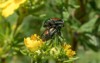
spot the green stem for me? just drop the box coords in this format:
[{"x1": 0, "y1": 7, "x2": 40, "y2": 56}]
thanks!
[{"x1": 31, "y1": 58, "x2": 33, "y2": 63}]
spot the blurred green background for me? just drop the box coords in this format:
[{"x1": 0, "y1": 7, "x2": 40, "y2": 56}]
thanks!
[{"x1": 0, "y1": 0, "x2": 100, "y2": 63}]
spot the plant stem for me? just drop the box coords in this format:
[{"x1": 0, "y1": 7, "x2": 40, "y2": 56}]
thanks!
[
  {"x1": 1, "y1": 58, "x2": 6, "y2": 63},
  {"x1": 31, "y1": 58, "x2": 33, "y2": 63}
]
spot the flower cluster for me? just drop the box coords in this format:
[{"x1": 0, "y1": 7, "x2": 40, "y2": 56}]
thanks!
[
  {"x1": 63, "y1": 44, "x2": 76, "y2": 58},
  {"x1": 24, "y1": 34, "x2": 44, "y2": 52},
  {"x1": 0, "y1": 0, "x2": 26, "y2": 17},
  {"x1": 24, "y1": 34, "x2": 77, "y2": 62}
]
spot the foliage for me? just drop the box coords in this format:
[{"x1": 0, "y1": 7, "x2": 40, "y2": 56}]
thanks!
[
  {"x1": 22, "y1": 34, "x2": 77, "y2": 63},
  {"x1": 0, "y1": 0, "x2": 100, "y2": 63}
]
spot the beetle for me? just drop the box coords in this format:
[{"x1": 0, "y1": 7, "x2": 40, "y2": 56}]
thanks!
[{"x1": 41, "y1": 18, "x2": 64, "y2": 41}]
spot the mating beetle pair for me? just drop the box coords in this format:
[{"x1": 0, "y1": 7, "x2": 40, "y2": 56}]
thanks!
[{"x1": 41, "y1": 18, "x2": 64, "y2": 41}]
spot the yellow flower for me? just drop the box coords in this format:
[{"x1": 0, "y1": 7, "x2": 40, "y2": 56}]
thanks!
[
  {"x1": 63, "y1": 44, "x2": 71, "y2": 51},
  {"x1": 24, "y1": 34, "x2": 44, "y2": 52},
  {"x1": 63, "y1": 44, "x2": 76, "y2": 58},
  {"x1": 0, "y1": 47, "x2": 3, "y2": 56},
  {"x1": 66, "y1": 49, "x2": 76, "y2": 58},
  {"x1": 0, "y1": 0, "x2": 26, "y2": 17}
]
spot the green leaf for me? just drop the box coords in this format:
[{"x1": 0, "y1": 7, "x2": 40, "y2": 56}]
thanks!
[
  {"x1": 78, "y1": 16, "x2": 98, "y2": 33},
  {"x1": 20, "y1": 49, "x2": 28, "y2": 55},
  {"x1": 64, "y1": 57, "x2": 79, "y2": 63},
  {"x1": 79, "y1": 34, "x2": 99, "y2": 52},
  {"x1": 85, "y1": 35, "x2": 99, "y2": 51}
]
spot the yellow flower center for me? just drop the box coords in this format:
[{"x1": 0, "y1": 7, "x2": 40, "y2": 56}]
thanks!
[{"x1": 14, "y1": 0, "x2": 20, "y2": 3}]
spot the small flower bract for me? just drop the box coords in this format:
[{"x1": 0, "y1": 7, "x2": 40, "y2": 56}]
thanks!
[
  {"x1": 0, "y1": 0, "x2": 26, "y2": 17},
  {"x1": 24, "y1": 34, "x2": 44, "y2": 52}
]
